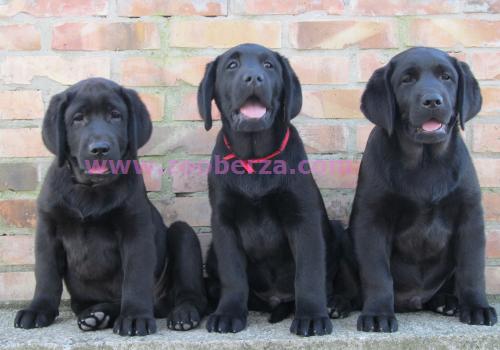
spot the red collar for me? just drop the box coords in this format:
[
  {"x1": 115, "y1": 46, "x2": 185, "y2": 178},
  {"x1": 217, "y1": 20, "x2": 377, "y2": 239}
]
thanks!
[{"x1": 223, "y1": 128, "x2": 291, "y2": 174}]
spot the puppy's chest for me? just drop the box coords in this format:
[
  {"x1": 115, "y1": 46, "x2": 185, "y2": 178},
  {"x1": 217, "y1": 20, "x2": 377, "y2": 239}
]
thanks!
[{"x1": 57, "y1": 220, "x2": 121, "y2": 280}]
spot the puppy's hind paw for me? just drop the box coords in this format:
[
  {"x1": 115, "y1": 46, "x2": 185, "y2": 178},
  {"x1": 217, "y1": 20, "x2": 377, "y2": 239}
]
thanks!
[
  {"x1": 78, "y1": 311, "x2": 111, "y2": 331},
  {"x1": 328, "y1": 296, "x2": 351, "y2": 319},
  {"x1": 426, "y1": 294, "x2": 458, "y2": 316}
]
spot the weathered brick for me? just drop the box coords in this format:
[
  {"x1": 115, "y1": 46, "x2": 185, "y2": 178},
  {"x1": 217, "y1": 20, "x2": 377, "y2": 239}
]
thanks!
[
  {"x1": 0, "y1": 200, "x2": 37, "y2": 228},
  {"x1": 473, "y1": 124, "x2": 500, "y2": 152},
  {"x1": 0, "y1": 163, "x2": 38, "y2": 191},
  {"x1": 464, "y1": 0, "x2": 500, "y2": 13},
  {"x1": 0, "y1": 235, "x2": 34, "y2": 265},
  {"x1": 353, "y1": 0, "x2": 460, "y2": 15},
  {"x1": 155, "y1": 197, "x2": 210, "y2": 227},
  {"x1": 487, "y1": 229, "x2": 500, "y2": 258},
  {"x1": 170, "y1": 159, "x2": 209, "y2": 194},
  {"x1": 0, "y1": 271, "x2": 35, "y2": 301},
  {"x1": 474, "y1": 159, "x2": 500, "y2": 187},
  {"x1": 52, "y1": 22, "x2": 160, "y2": 51},
  {"x1": 297, "y1": 125, "x2": 347, "y2": 153},
  {"x1": 117, "y1": 0, "x2": 227, "y2": 16},
  {"x1": 290, "y1": 21, "x2": 398, "y2": 50},
  {"x1": 469, "y1": 52, "x2": 500, "y2": 80},
  {"x1": 301, "y1": 89, "x2": 363, "y2": 119},
  {"x1": 0, "y1": 91, "x2": 44, "y2": 120},
  {"x1": 407, "y1": 19, "x2": 500, "y2": 48},
  {"x1": 0, "y1": 25, "x2": 40, "y2": 50},
  {"x1": 483, "y1": 192, "x2": 500, "y2": 221},
  {"x1": 323, "y1": 191, "x2": 355, "y2": 224},
  {"x1": 138, "y1": 92, "x2": 164, "y2": 121},
  {"x1": 486, "y1": 266, "x2": 500, "y2": 294},
  {"x1": 358, "y1": 51, "x2": 390, "y2": 82},
  {"x1": 169, "y1": 20, "x2": 281, "y2": 48},
  {"x1": 357, "y1": 124, "x2": 375, "y2": 152},
  {"x1": 312, "y1": 159, "x2": 360, "y2": 189},
  {"x1": 232, "y1": 0, "x2": 343, "y2": 15},
  {"x1": 290, "y1": 56, "x2": 351, "y2": 85},
  {"x1": 0, "y1": 56, "x2": 110, "y2": 85},
  {"x1": 140, "y1": 160, "x2": 163, "y2": 192},
  {"x1": 0, "y1": 128, "x2": 50, "y2": 158},
  {"x1": 119, "y1": 56, "x2": 212, "y2": 87},
  {"x1": 481, "y1": 87, "x2": 500, "y2": 116},
  {"x1": 172, "y1": 91, "x2": 220, "y2": 121},
  {"x1": 198, "y1": 232, "x2": 212, "y2": 261},
  {"x1": 0, "y1": 0, "x2": 108, "y2": 17}
]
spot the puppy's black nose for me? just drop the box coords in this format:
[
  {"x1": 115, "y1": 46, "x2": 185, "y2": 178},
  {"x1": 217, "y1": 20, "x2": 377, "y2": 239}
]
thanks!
[
  {"x1": 89, "y1": 141, "x2": 110, "y2": 156},
  {"x1": 243, "y1": 73, "x2": 264, "y2": 86},
  {"x1": 422, "y1": 93, "x2": 443, "y2": 109}
]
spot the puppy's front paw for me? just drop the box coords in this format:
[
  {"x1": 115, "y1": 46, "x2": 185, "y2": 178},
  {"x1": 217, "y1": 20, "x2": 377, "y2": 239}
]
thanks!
[
  {"x1": 459, "y1": 306, "x2": 497, "y2": 326},
  {"x1": 290, "y1": 317, "x2": 332, "y2": 337},
  {"x1": 167, "y1": 303, "x2": 201, "y2": 331},
  {"x1": 206, "y1": 313, "x2": 246, "y2": 333},
  {"x1": 14, "y1": 309, "x2": 57, "y2": 329},
  {"x1": 357, "y1": 314, "x2": 398, "y2": 332},
  {"x1": 113, "y1": 316, "x2": 157, "y2": 336}
]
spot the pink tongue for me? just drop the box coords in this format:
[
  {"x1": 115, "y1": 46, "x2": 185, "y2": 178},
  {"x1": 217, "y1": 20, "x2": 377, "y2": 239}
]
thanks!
[
  {"x1": 240, "y1": 103, "x2": 267, "y2": 119},
  {"x1": 88, "y1": 165, "x2": 108, "y2": 175},
  {"x1": 422, "y1": 119, "x2": 443, "y2": 132}
]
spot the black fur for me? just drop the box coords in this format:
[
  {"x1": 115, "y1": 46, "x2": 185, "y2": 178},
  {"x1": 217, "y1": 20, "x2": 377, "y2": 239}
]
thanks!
[
  {"x1": 14, "y1": 78, "x2": 207, "y2": 335},
  {"x1": 351, "y1": 47, "x2": 497, "y2": 332},
  {"x1": 198, "y1": 43, "x2": 352, "y2": 337}
]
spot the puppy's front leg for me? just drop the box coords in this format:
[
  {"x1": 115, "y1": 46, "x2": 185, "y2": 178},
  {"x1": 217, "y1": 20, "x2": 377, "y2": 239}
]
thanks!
[
  {"x1": 15, "y1": 213, "x2": 63, "y2": 329},
  {"x1": 206, "y1": 214, "x2": 248, "y2": 333},
  {"x1": 288, "y1": 215, "x2": 332, "y2": 337},
  {"x1": 353, "y1": 214, "x2": 397, "y2": 333},
  {"x1": 114, "y1": 215, "x2": 157, "y2": 336},
  {"x1": 455, "y1": 200, "x2": 497, "y2": 326}
]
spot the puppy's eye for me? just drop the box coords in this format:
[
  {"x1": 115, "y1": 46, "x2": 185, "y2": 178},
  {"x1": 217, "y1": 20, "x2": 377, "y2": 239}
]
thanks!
[
  {"x1": 73, "y1": 113, "x2": 84, "y2": 123},
  {"x1": 263, "y1": 61, "x2": 273, "y2": 69},
  {"x1": 227, "y1": 60, "x2": 238, "y2": 69},
  {"x1": 110, "y1": 109, "x2": 122, "y2": 119},
  {"x1": 440, "y1": 73, "x2": 451, "y2": 81},
  {"x1": 401, "y1": 75, "x2": 415, "y2": 84}
]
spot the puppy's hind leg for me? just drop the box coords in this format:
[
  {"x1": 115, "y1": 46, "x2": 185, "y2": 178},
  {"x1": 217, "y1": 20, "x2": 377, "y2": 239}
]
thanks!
[
  {"x1": 164, "y1": 221, "x2": 208, "y2": 331},
  {"x1": 77, "y1": 303, "x2": 120, "y2": 331}
]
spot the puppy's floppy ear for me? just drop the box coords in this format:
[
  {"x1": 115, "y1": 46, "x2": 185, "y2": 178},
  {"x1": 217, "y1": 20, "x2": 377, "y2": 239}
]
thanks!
[
  {"x1": 121, "y1": 87, "x2": 152, "y2": 158},
  {"x1": 453, "y1": 59, "x2": 482, "y2": 129},
  {"x1": 42, "y1": 92, "x2": 69, "y2": 167},
  {"x1": 197, "y1": 59, "x2": 218, "y2": 131},
  {"x1": 276, "y1": 54, "x2": 302, "y2": 121},
  {"x1": 361, "y1": 63, "x2": 396, "y2": 135}
]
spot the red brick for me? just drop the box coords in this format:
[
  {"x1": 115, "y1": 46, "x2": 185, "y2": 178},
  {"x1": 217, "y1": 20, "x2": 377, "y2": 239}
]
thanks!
[
  {"x1": 472, "y1": 124, "x2": 500, "y2": 152},
  {"x1": 0, "y1": 271, "x2": 35, "y2": 301},
  {"x1": 138, "y1": 92, "x2": 164, "y2": 121},
  {"x1": 155, "y1": 197, "x2": 210, "y2": 227},
  {"x1": 232, "y1": 0, "x2": 343, "y2": 15},
  {"x1": 486, "y1": 266, "x2": 500, "y2": 294},
  {"x1": 290, "y1": 56, "x2": 351, "y2": 85},
  {"x1": 0, "y1": 25, "x2": 40, "y2": 50},
  {"x1": 170, "y1": 159, "x2": 209, "y2": 194},
  {"x1": 0, "y1": 235, "x2": 34, "y2": 265},
  {"x1": 312, "y1": 159, "x2": 360, "y2": 189},
  {"x1": 0, "y1": 56, "x2": 110, "y2": 85},
  {"x1": 290, "y1": 21, "x2": 398, "y2": 50},
  {"x1": 297, "y1": 125, "x2": 347, "y2": 153},
  {"x1": 169, "y1": 20, "x2": 281, "y2": 48},
  {"x1": 358, "y1": 51, "x2": 391, "y2": 82},
  {"x1": 407, "y1": 19, "x2": 500, "y2": 48},
  {"x1": 0, "y1": 163, "x2": 38, "y2": 191},
  {"x1": 357, "y1": 124, "x2": 375, "y2": 152},
  {"x1": 474, "y1": 159, "x2": 500, "y2": 187},
  {"x1": 481, "y1": 87, "x2": 500, "y2": 116},
  {"x1": 0, "y1": 0, "x2": 108, "y2": 17},
  {"x1": 353, "y1": 0, "x2": 459, "y2": 15},
  {"x1": 117, "y1": 0, "x2": 227, "y2": 16},
  {"x1": 0, "y1": 128, "x2": 51, "y2": 158},
  {"x1": 52, "y1": 22, "x2": 160, "y2": 51},
  {"x1": 172, "y1": 91, "x2": 220, "y2": 121},
  {"x1": 0, "y1": 200, "x2": 37, "y2": 228},
  {"x1": 483, "y1": 192, "x2": 500, "y2": 221},
  {"x1": 301, "y1": 89, "x2": 363, "y2": 119},
  {"x1": 0, "y1": 91, "x2": 44, "y2": 120},
  {"x1": 486, "y1": 229, "x2": 500, "y2": 258},
  {"x1": 119, "y1": 56, "x2": 212, "y2": 87},
  {"x1": 140, "y1": 160, "x2": 163, "y2": 192},
  {"x1": 469, "y1": 52, "x2": 500, "y2": 80}
]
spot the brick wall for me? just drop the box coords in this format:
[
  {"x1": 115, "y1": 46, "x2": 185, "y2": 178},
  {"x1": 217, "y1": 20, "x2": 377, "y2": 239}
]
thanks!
[{"x1": 0, "y1": 0, "x2": 499, "y2": 302}]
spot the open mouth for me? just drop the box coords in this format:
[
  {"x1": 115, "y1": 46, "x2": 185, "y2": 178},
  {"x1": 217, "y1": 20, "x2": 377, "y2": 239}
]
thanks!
[
  {"x1": 417, "y1": 118, "x2": 446, "y2": 134},
  {"x1": 238, "y1": 96, "x2": 268, "y2": 120},
  {"x1": 85, "y1": 164, "x2": 111, "y2": 176}
]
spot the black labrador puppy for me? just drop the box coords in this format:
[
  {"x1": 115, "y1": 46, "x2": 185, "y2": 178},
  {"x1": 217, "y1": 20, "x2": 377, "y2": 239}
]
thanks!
[
  {"x1": 197, "y1": 43, "x2": 349, "y2": 337},
  {"x1": 14, "y1": 78, "x2": 207, "y2": 335},
  {"x1": 351, "y1": 47, "x2": 497, "y2": 332}
]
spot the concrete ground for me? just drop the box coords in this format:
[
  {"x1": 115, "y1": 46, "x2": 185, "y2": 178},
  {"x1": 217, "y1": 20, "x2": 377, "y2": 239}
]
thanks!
[{"x1": 1, "y1": 306, "x2": 499, "y2": 350}]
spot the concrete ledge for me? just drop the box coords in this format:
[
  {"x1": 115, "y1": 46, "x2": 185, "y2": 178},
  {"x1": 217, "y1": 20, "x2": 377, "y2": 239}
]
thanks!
[{"x1": 1, "y1": 305, "x2": 499, "y2": 350}]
